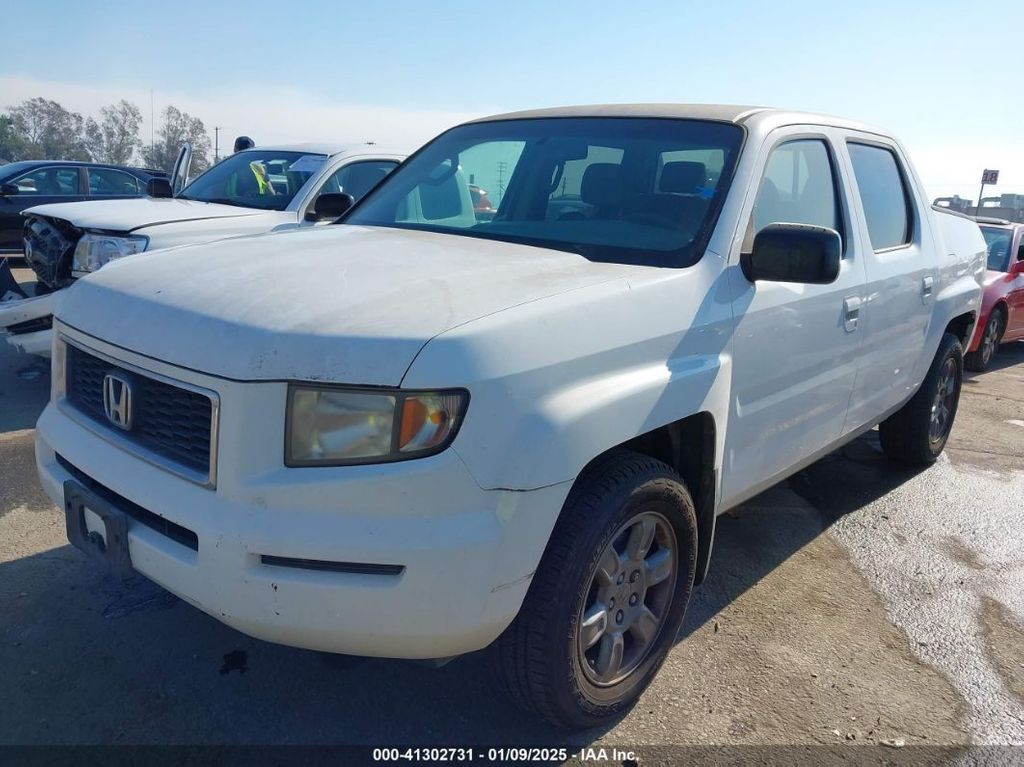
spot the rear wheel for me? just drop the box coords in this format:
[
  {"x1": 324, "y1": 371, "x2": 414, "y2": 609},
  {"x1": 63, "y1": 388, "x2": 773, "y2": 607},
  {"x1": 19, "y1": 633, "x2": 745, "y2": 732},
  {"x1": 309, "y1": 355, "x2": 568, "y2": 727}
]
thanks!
[
  {"x1": 965, "y1": 309, "x2": 1004, "y2": 372},
  {"x1": 492, "y1": 450, "x2": 697, "y2": 729},
  {"x1": 879, "y1": 332, "x2": 963, "y2": 464}
]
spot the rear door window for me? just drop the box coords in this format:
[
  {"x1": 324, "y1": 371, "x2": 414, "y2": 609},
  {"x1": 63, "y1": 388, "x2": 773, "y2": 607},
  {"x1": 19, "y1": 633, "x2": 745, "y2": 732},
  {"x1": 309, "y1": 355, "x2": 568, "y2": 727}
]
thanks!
[
  {"x1": 847, "y1": 143, "x2": 913, "y2": 250},
  {"x1": 87, "y1": 168, "x2": 141, "y2": 196}
]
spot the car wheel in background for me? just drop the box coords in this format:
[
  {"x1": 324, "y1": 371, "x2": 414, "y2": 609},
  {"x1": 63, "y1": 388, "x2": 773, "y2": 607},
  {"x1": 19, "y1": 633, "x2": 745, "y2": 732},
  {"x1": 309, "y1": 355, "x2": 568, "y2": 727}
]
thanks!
[
  {"x1": 492, "y1": 450, "x2": 697, "y2": 729},
  {"x1": 879, "y1": 332, "x2": 964, "y2": 465},
  {"x1": 965, "y1": 309, "x2": 1004, "y2": 372}
]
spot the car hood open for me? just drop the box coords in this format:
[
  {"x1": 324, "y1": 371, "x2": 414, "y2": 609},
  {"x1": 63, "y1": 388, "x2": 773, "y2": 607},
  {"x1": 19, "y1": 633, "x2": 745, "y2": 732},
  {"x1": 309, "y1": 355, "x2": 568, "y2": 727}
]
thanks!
[
  {"x1": 24, "y1": 197, "x2": 268, "y2": 233},
  {"x1": 57, "y1": 225, "x2": 633, "y2": 385}
]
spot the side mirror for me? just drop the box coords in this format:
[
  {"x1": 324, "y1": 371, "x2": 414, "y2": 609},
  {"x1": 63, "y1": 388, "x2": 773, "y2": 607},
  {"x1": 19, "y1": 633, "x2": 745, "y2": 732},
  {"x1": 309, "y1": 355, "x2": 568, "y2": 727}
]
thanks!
[
  {"x1": 741, "y1": 223, "x2": 842, "y2": 284},
  {"x1": 305, "y1": 192, "x2": 355, "y2": 222},
  {"x1": 0, "y1": 183, "x2": 18, "y2": 196},
  {"x1": 146, "y1": 178, "x2": 173, "y2": 198},
  {"x1": 1011, "y1": 255, "x2": 1024, "y2": 274}
]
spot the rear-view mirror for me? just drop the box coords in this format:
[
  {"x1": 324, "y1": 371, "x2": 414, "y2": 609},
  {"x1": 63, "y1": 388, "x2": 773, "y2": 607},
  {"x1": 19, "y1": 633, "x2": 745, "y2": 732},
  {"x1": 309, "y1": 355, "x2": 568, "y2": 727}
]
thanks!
[
  {"x1": 146, "y1": 178, "x2": 173, "y2": 198},
  {"x1": 741, "y1": 223, "x2": 842, "y2": 284},
  {"x1": 0, "y1": 183, "x2": 18, "y2": 196}
]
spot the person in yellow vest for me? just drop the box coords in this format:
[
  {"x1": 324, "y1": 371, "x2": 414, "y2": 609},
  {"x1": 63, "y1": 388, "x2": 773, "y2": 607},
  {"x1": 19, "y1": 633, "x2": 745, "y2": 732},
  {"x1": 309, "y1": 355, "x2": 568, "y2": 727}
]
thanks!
[{"x1": 226, "y1": 136, "x2": 274, "y2": 197}]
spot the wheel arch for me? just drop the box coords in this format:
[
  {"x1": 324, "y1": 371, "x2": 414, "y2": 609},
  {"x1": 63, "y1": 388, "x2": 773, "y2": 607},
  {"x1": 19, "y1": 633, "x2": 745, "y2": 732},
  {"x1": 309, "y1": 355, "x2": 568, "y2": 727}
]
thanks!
[
  {"x1": 945, "y1": 310, "x2": 977, "y2": 349},
  {"x1": 581, "y1": 411, "x2": 719, "y2": 585}
]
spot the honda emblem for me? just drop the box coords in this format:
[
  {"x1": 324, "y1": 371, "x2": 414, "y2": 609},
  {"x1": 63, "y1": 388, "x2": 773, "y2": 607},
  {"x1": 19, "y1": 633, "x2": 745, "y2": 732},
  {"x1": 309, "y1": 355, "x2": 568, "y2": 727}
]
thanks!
[{"x1": 102, "y1": 372, "x2": 134, "y2": 431}]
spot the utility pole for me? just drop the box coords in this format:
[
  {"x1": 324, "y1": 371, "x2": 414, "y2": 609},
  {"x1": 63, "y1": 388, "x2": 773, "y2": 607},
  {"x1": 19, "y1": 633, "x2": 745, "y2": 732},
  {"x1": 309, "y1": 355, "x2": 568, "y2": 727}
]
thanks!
[
  {"x1": 214, "y1": 127, "x2": 220, "y2": 163},
  {"x1": 496, "y1": 161, "x2": 508, "y2": 202},
  {"x1": 150, "y1": 90, "x2": 155, "y2": 157}
]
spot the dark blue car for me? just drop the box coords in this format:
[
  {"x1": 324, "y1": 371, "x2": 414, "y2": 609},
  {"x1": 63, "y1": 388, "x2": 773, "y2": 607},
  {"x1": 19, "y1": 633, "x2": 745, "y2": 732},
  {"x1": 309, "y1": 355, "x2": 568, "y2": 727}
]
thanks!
[{"x1": 0, "y1": 161, "x2": 165, "y2": 255}]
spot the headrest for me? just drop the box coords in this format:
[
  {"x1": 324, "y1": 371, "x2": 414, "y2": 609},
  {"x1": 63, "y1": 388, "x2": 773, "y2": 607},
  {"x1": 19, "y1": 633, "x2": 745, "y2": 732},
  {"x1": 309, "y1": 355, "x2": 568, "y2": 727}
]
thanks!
[
  {"x1": 660, "y1": 161, "x2": 706, "y2": 194},
  {"x1": 580, "y1": 163, "x2": 623, "y2": 208}
]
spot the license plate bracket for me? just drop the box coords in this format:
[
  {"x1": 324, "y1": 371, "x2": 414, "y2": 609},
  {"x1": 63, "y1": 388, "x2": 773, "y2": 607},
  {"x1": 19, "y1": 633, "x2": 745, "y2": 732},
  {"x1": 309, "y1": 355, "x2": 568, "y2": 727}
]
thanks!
[{"x1": 64, "y1": 480, "x2": 133, "y2": 579}]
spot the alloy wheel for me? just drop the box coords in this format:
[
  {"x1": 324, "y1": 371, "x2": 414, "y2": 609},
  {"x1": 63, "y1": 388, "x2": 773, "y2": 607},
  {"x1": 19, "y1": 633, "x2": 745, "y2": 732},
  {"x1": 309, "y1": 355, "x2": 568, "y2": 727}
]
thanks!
[
  {"x1": 577, "y1": 511, "x2": 678, "y2": 686},
  {"x1": 981, "y1": 314, "x2": 1001, "y2": 366},
  {"x1": 929, "y1": 357, "x2": 958, "y2": 445}
]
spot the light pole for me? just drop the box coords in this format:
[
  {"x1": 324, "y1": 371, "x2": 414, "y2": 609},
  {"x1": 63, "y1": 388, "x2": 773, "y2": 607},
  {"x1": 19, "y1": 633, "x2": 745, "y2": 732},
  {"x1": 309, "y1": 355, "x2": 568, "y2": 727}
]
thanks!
[{"x1": 214, "y1": 127, "x2": 221, "y2": 163}]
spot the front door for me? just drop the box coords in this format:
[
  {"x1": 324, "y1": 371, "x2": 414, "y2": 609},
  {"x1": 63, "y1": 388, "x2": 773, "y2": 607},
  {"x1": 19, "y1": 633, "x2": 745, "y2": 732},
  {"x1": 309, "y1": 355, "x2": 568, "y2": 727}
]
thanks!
[
  {"x1": 170, "y1": 142, "x2": 193, "y2": 197},
  {"x1": 723, "y1": 129, "x2": 866, "y2": 508},
  {"x1": 0, "y1": 165, "x2": 84, "y2": 252}
]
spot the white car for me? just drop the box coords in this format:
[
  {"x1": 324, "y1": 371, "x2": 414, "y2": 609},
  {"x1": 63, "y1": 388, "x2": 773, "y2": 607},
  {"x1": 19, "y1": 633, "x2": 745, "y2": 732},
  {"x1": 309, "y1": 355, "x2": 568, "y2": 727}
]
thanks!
[
  {"x1": 0, "y1": 143, "x2": 405, "y2": 355},
  {"x1": 36, "y1": 105, "x2": 984, "y2": 728}
]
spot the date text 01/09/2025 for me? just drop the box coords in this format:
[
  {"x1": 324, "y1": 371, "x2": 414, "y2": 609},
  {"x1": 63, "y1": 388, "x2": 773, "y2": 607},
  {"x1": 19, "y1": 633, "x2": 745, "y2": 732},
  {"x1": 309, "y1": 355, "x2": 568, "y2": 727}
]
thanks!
[{"x1": 371, "y1": 746, "x2": 638, "y2": 762}]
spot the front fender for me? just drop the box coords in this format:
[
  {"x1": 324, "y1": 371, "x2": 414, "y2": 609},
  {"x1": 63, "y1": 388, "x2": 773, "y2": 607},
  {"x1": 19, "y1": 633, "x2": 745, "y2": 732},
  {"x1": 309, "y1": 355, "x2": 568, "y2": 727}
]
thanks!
[{"x1": 403, "y1": 263, "x2": 735, "y2": 493}]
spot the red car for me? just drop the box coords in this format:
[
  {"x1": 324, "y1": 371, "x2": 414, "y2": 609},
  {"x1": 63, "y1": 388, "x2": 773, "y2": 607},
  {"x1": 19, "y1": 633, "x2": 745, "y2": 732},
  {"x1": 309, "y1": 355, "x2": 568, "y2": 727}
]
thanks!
[{"x1": 966, "y1": 218, "x2": 1024, "y2": 370}]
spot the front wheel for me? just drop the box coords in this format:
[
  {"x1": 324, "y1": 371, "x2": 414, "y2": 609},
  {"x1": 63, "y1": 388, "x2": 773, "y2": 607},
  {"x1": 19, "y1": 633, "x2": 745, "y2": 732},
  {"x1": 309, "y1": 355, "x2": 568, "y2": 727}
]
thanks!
[
  {"x1": 492, "y1": 450, "x2": 698, "y2": 729},
  {"x1": 879, "y1": 332, "x2": 963, "y2": 464}
]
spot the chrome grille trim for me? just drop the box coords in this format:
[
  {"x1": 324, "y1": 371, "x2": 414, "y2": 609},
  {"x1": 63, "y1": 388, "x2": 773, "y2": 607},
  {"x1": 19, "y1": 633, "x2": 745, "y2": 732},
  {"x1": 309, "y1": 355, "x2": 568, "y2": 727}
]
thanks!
[{"x1": 58, "y1": 334, "x2": 220, "y2": 489}]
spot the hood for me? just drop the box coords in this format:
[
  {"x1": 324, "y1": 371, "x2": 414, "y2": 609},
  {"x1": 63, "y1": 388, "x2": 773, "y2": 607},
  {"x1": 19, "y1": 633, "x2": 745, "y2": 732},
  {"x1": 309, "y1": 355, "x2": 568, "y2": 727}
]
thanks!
[
  {"x1": 24, "y1": 197, "x2": 268, "y2": 233},
  {"x1": 57, "y1": 225, "x2": 633, "y2": 384}
]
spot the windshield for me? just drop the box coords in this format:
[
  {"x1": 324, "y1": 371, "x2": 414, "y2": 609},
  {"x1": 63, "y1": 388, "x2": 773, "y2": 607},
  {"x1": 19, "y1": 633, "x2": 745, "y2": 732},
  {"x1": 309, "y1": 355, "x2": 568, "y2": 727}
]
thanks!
[
  {"x1": 980, "y1": 226, "x2": 1013, "y2": 272},
  {"x1": 177, "y1": 150, "x2": 326, "y2": 211},
  {"x1": 344, "y1": 118, "x2": 744, "y2": 267}
]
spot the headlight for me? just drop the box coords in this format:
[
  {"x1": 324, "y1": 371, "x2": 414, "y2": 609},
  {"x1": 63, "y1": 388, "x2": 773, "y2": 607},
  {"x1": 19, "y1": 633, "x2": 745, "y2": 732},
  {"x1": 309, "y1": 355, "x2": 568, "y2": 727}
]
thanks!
[
  {"x1": 286, "y1": 385, "x2": 469, "y2": 466},
  {"x1": 71, "y1": 232, "x2": 149, "y2": 276}
]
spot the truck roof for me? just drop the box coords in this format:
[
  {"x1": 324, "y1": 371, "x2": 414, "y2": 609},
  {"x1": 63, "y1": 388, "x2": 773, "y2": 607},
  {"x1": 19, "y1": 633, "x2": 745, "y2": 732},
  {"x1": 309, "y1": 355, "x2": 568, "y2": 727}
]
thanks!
[{"x1": 469, "y1": 103, "x2": 885, "y2": 134}]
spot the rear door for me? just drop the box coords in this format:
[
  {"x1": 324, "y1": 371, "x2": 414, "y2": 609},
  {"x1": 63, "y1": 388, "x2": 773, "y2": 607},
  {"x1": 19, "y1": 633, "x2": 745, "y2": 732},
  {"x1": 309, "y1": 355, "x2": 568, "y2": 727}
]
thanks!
[
  {"x1": 723, "y1": 127, "x2": 867, "y2": 507},
  {"x1": 0, "y1": 165, "x2": 84, "y2": 252},
  {"x1": 839, "y1": 135, "x2": 936, "y2": 432}
]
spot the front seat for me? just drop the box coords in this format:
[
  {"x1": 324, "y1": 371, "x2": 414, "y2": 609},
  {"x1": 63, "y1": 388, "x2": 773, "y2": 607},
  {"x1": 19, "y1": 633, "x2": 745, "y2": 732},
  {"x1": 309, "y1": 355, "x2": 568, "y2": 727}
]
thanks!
[
  {"x1": 579, "y1": 163, "x2": 624, "y2": 219},
  {"x1": 659, "y1": 161, "x2": 706, "y2": 194}
]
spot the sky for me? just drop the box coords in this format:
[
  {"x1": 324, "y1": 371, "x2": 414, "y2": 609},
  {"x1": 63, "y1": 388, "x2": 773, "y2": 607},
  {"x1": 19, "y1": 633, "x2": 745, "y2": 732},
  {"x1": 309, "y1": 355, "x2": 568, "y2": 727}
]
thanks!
[{"x1": 2, "y1": 0, "x2": 1022, "y2": 202}]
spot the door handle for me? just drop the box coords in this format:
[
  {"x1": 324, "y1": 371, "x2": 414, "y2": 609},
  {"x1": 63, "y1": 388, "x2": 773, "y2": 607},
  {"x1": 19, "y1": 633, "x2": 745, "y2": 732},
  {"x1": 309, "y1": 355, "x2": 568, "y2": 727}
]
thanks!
[
  {"x1": 922, "y1": 275, "x2": 934, "y2": 300},
  {"x1": 843, "y1": 296, "x2": 862, "y2": 332}
]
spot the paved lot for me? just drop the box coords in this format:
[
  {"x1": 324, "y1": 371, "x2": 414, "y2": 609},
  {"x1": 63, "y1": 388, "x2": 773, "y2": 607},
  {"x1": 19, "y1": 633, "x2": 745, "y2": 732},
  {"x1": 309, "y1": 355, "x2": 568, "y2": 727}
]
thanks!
[{"x1": 1, "y1": 266, "x2": 1022, "y2": 754}]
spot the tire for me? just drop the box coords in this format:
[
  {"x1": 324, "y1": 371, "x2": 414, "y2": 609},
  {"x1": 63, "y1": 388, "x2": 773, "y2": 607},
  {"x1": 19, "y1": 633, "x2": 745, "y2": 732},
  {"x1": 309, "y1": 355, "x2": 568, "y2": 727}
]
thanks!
[
  {"x1": 879, "y1": 332, "x2": 963, "y2": 465},
  {"x1": 965, "y1": 309, "x2": 1004, "y2": 372},
  {"x1": 492, "y1": 449, "x2": 698, "y2": 729}
]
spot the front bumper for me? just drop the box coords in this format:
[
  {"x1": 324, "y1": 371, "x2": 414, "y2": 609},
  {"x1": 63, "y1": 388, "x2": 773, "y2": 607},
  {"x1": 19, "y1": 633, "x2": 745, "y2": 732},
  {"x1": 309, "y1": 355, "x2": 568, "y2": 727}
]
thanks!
[
  {"x1": 0, "y1": 291, "x2": 56, "y2": 357},
  {"x1": 36, "y1": 329, "x2": 570, "y2": 659}
]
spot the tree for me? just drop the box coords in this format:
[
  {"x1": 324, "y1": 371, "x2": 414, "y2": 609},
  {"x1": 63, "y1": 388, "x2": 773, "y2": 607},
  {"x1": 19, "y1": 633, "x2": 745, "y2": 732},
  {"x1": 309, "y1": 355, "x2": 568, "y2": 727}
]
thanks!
[
  {"x1": 84, "y1": 100, "x2": 142, "y2": 165},
  {"x1": 0, "y1": 115, "x2": 31, "y2": 162},
  {"x1": 140, "y1": 105, "x2": 211, "y2": 174},
  {"x1": 5, "y1": 98, "x2": 90, "y2": 160}
]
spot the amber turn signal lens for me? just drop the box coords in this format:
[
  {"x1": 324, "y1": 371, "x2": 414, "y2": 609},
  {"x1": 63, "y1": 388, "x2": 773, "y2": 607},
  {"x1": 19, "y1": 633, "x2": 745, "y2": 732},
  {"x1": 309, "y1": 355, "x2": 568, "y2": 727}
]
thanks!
[{"x1": 397, "y1": 393, "x2": 463, "y2": 453}]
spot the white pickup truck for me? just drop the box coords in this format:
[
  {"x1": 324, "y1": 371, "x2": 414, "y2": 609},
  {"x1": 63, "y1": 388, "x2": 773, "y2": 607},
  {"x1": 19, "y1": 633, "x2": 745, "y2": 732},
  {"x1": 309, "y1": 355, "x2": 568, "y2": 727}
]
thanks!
[
  {"x1": 36, "y1": 105, "x2": 984, "y2": 728},
  {"x1": 0, "y1": 143, "x2": 404, "y2": 355}
]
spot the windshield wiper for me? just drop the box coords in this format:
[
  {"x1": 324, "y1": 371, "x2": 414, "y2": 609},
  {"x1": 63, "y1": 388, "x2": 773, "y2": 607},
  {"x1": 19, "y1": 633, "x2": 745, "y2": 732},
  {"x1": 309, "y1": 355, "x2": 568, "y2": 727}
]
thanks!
[{"x1": 195, "y1": 197, "x2": 253, "y2": 209}]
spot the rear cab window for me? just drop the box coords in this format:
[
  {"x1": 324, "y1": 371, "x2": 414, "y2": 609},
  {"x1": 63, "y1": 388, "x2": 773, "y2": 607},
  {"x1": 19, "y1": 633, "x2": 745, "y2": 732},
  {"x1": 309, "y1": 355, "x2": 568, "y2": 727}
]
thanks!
[{"x1": 847, "y1": 142, "x2": 914, "y2": 251}]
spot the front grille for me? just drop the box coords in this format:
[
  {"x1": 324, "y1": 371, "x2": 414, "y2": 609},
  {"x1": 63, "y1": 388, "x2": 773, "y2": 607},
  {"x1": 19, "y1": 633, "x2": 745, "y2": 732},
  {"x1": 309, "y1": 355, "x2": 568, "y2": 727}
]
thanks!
[
  {"x1": 7, "y1": 315, "x2": 53, "y2": 336},
  {"x1": 24, "y1": 216, "x2": 79, "y2": 288},
  {"x1": 65, "y1": 343, "x2": 215, "y2": 478}
]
